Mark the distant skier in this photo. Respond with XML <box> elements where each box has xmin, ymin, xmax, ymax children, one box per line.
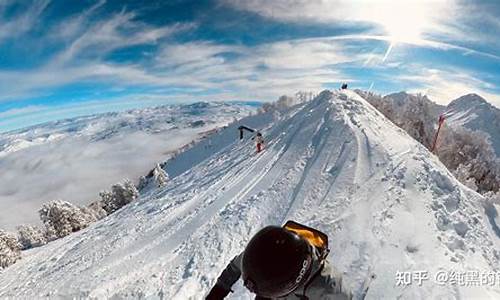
<box><xmin>341</xmin><ymin>83</ymin><xmax>348</xmax><ymax>90</ymax></box>
<box><xmin>253</xmin><ymin>132</ymin><xmax>264</xmax><ymax>153</ymax></box>
<box><xmin>206</xmin><ymin>220</ymin><xmax>353</xmax><ymax>300</ymax></box>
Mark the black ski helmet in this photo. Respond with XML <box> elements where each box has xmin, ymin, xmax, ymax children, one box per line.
<box><xmin>242</xmin><ymin>226</ymin><xmax>313</xmax><ymax>298</ymax></box>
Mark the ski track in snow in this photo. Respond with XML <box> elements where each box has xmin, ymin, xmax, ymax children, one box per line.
<box><xmin>1</xmin><ymin>91</ymin><xmax>499</xmax><ymax>299</ymax></box>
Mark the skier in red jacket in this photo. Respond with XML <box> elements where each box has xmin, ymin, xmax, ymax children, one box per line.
<box><xmin>254</xmin><ymin>132</ymin><xmax>264</xmax><ymax>153</ymax></box>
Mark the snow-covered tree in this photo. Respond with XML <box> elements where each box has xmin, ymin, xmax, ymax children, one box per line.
<box><xmin>87</xmin><ymin>200</ymin><xmax>108</xmax><ymax>220</ymax></box>
<box><xmin>100</xmin><ymin>180</ymin><xmax>139</xmax><ymax>214</ymax></box>
<box><xmin>152</xmin><ymin>164</ymin><xmax>169</xmax><ymax>188</ymax></box>
<box><xmin>276</xmin><ymin>95</ymin><xmax>295</xmax><ymax>109</ymax></box>
<box><xmin>138</xmin><ymin>164</ymin><xmax>169</xmax><ymax>191</ymax></box>
<box><xmin>295</xmin><ymin>91</ymin><xmax>315</xmax><ymax>103</ymax></box>
<box><xmin>360</xmin><ymin>91</ymin><xmax>442</xmax><ymax>149</ymax></box>
<box><xmin>437</xmin><ymin>126</ymin><xmax>500</xmax><ymax>193</ymax></box>
<box><xmin>259</xmin><ymin>91</ymin><xmax>317</xmax><ymax>114</ymax></box>
<box><xmin>137</xmin><ymin>175</ymin><xmax>148</xmax><ymax>191</ymax></box>
<box><xmin>485</xmin><ymin>191</ymin><xmax>500</xmax><ymax>205</ymax></box>
<box><xmin>0</xmin><ymin>230</ymin><xmax>21</xmax><ymax>269</ymax></box>
<box><xmin>39</xmin><ymin>200</ymin><xmax>98</xmax><ymax>240</ymax></box>
<box><xmin>16</xmin><ymin>225</ymin><xmax>47</xmax><ymax>250</ymax></box>
<box><xmin>259</xmin><ymin>102</ymin><xmax>275</xmax><ymax>113</ymax></box>
<box><xmin>453</xmin><ymin>164</ymin><xmax>478</xmax><ymax>191</ymax></box>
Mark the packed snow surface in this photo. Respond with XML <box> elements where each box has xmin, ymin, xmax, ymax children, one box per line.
<box><xmin>0</xmin><ymin>102</ymin><xmax>254</xmax><ymax>230</ymax></box>
<box><xmin>0</xmin><ymin>91</ymin><xmax>499</xmax><ymax>299</ymax></box>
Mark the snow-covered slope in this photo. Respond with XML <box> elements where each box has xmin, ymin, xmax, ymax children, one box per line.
<box><xmin>446</xmin><ymin>94</ymin><xmax>500</xmax><ymax>157</ymax></box>
<box><xmin>1</xmin><ymin>91</ymin><xmax>499</xmax><ymax>299</ymax></box>
<box><xmin>0</xmin><ymin>102</ymin><xmax>255</xmax><ymax>230</ymax></box>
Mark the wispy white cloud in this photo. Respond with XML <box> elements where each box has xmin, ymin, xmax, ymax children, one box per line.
<box><xmin>0</xmin><ymin>0</ymin><xmax>50</xmax><ymax>43</ymax></box>
<box><xmin>253</xmin><ymin>40</ymin><xmax>350</xmax><ymax>69</ymax></box>
<box><xmin>153</xmin><ymin>38</ymin><xmax>352</xmax><ymax>99</ymax></box>
<box><xmin>223</xmin><ymin>0</ymin><xmax>500</xmax><ymax>60</ymax></box>
<box><xmin>0</xmin><ymin>3</ymin><xmax>196</xmax><ymax>102</ymax></box>
<box><xmin>302</xmin><ymin>34</ymin><xmax>500</xmax><ymax>63</ymax></box>
<box><xmin>2</xmin><ymin>22</ymin><xmax>498</xmax><ymax>114</ymax></box>
<box><xmin>399</xmin><ymin>67</ymin><xmax>500</xmax><ymax>107</ymax></box>
<box><xmin>433</xmin><ymin>1</ymin><xmax>500</xmax><ymax>49</ymax></box>
<box><xmin>223</xmin><ymin>0</ymin><xmax>453</xmax><ymax>36</ymax></box>
<box><xmin>0</xmin><ymin>36</ymin><xmax>354</xmax><ymax>104</ymax></box>
<box><xmin>52</xmin><ymin>11</ymin><xmax>194</xmax><ymax>65</ymax></box>
<box><xmin>0</xmin><ymin>106</ymin><xmax>45</xmax><ymax>119</ymax></box>
<box><xmin>46</xmin><ymin>0</ymin><xmax>107</xmax><ymax>42</ymax></box>
<box><xmin>156</xmin><ymin>42</ymin><xmax>241</xmax><ymax>68</ymax></box>
<box><xmin>0</xmin><ymin>2</ymin><xmax>339</xmax><ymax>105</ymax></box>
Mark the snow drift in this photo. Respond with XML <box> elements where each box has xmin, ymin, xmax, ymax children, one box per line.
<box><xmin>0</xmin><ymin>90</ymin><xmax>499</xmax><ymax>299</ymax></box>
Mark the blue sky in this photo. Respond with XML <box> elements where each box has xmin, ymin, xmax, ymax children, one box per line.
<box><xmin>0</xmin><ymin>0</ymin><xmax>499</xmax><ymax>132</ymax></box>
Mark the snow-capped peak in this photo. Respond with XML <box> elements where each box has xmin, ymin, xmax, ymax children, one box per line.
<box><xmin>449</xmin><ymin>93</ymin><xmax>488</xmax><ymax>108</ymax></box>
<box><xmin>446</xmin><ymin>93</ymin><xmax>500</xmax><ymax>157</ymax></box>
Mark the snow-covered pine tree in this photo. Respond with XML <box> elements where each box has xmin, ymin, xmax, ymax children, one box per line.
<box><xmin>437</xmin><ymin>126</ymin><xmax>500</xmax><ymax>193</ymax></box>
<box><xmin>485</xmin><ymin>191</ymin><xmax>500</xmax><ymax>205</ymax></box>
<box><xmin>39</xmin><ymin>200</ymin><xmax>98</xmax><ymax>240</ymax></box>
<box><xmin>453</xmin><ymin>164</ymin><xmax>478</xmax><ymax>191</ymax></box>
<box><xmin>276</xmin><ymin>95</ymin><xmax>295</xmax><ymax>109</ymax></box>
<box><xmin>100</xmin><ymin>180</ymin><xmax>139</xmax><ymax>214</ymax></box>
<box><xmin>0</xmin><ymin>230</ymin><xmax>21</xmax><ymax>269</ymax></box>
<box><xmin>360</xmin><ymin>91</ymin><xmax>441</xmax><ymax>149</ymax></box>
<box><xmin>87</xmin><ymin>200</ymin><xmax>108</xmax><ymax>220</ymax></box>
<box><xmin>152</xmin><ymin>164</ymin><xmax>169</xmax><ymax>188</ymax></box>
<box><xmin>259</xmin><ymin>102</ymin><xmax>275</xmax><ymax>113</ymax></box>
<box><xmin>138</xmin><ymin>164</ymin><xmax>169</xmax><ymax>191</ymax></box>
<box><xmin>16</xmin><ymin>225</ymin><xmax>47</xmax><ymax>250</ymax></box>
<box><xmin>137</xmin><ymin>175</ymin><xmax>148</xmax><ymax>191</ymax></box>
<box><xmin>295</xmin><ymin>91</ymin><xmax>315</xmax><ymax>103</ymax></box>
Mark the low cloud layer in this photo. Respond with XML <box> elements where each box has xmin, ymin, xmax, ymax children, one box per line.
<box><xmin>0</xmin><ymin>131</ymin><xmax>193</xmax><ymax>230</ymax></box>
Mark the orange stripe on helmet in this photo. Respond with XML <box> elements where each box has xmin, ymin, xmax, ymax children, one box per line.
<box><xmin>283</xmin><ymin>220</ymin><xmax>328</xmax><ymax>250</ymax></box>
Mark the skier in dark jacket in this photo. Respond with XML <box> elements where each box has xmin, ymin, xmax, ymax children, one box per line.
<box><xmin>206</xmin><ymin>221</ymin><xmax>353</xmax><ymax>300</ymax></box>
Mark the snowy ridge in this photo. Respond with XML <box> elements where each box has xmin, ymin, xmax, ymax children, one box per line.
<box><xmin>0</xmin><ymin>91</ymin><xmax>499</xmax><ymax>299</ymax></box>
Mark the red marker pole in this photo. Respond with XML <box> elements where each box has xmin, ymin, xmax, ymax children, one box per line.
<box><xmin>431</xmin><ymin>114</ymin><xmax>446</xmax><ymax>153</ymax></box>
